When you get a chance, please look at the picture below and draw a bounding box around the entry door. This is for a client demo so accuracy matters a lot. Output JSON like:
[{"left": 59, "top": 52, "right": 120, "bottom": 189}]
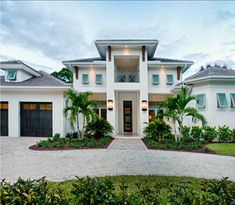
[
  {"left": 123, "top": 101, "right": 132, "bottom": 132},
  {"left": 20, "top": 102, "right": 52, "bottom": 137},
  {"left": 0, "top": 102, "right": 8, "bottom": 136}
]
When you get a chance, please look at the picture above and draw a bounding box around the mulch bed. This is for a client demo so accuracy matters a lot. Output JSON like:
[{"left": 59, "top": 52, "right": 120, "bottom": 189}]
[
  {"left": 29, "top": 138, "right": 114, "bottom": 151},
  {"left": 142, "top": 139, "right": 215, "bottom": 154}
]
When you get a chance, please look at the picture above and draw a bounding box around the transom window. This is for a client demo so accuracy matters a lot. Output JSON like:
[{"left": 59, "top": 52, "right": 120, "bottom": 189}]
[
  {"left": 152, "top": 74, "right": 159, "bottom": 85},
  {"left": 95, "top": 74, "right": 102, "bottom": 84},
  {"left": 196, "top": 94, "right": 205, "bottom": 108},
  {"left": 166, "top": 74, "right": 174, "bottom": 85},
  {"left": 7, "top": 70, "right": 17, "bottom": 81},
  {"left": 82, "top": 74, "right": 89, "bottom": 84},
  {"left": 230, "top": 93, "right": 235, "bottom": 108},
  {"left": 216, "top": 93, "right": 227, "bottom": 108}
]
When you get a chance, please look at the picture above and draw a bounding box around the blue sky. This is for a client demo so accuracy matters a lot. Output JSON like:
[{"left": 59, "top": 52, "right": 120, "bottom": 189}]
[{"left": 1, "top": 1, "right": 235, "bottom": 76}]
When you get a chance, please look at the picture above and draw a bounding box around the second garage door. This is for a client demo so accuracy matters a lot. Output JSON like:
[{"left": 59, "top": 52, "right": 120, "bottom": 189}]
[{"left": 20, "top": 102, "right": 52, "bottom": 137}]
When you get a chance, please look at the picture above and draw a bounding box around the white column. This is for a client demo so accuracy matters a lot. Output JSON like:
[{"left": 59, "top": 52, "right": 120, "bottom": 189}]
[
  {"left": 106, "top": 49, "right": 116, "bottom": 135},
  {"left": 139, "top": 49, "right": 149, "bottom": 137},
  {"left": 9, "top": 100, "right": 20, "bottom": 137}
]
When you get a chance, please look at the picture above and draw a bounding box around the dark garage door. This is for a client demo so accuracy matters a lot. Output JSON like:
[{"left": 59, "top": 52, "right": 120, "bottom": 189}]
[
  {"left": 20, "top": 102, "right": 52, "bottom": 137},
  {"left": 0, "top": 102, "right": 8, "bottom": 136}
]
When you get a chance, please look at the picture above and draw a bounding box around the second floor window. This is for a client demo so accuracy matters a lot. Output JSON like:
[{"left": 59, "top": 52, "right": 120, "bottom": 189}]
[
  {"left": 96, "top": 74, "right": 102, "bottom": 84},
  {"left": 166, "top": 74, "right": 174, "bottom": 85},
  {"left": 152, "top": 74, "right": 159, "bottom": 85},
  {"left": 196, "top": 94, "right": 205, "bottom": 109},
  {"left": 216, "top": 93, "right": 227, "bottom": 108},
  {"left": 7, "top": 70, "right": 17, "bottom": 81},
  {"left": 230, "top": 93, "right": 235, "bottom": 108},
  {"left": 82, "top": 74, "right": 89, "bottom": 84}
]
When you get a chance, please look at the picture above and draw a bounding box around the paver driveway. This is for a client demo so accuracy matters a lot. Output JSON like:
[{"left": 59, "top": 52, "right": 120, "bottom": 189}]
[{"left": 1, "top": 137, "right": 235, "bottom": 183}]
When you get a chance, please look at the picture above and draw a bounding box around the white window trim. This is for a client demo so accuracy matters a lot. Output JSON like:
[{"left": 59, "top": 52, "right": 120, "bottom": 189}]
[
  {"left": 196, "top": 94, "right": 205, "bottom": 109},
  {"left": 166, "top": 74, "right": 174, "bottom": 85},
  {"left": 82, "top": 74, "right": 89, "bottom": 84},
  {"left": 95, "top": 74, "right": 102, "bottom": 84},
  {"left": 152, "top": 74, "right": 159, "bottom": 85},
  {"left": 216, "top": 93, "right": 228, "bottom": 109},
  {"left": 230, "top": 93, "right": 235, "bottom": 108}
]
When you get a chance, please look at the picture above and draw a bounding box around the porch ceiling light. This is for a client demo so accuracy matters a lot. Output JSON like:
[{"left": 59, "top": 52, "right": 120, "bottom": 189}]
[
  {"left": 107, "top": 100, "right": 113, "bottom": 110},
  {"left": 142, "top": 100, "right": 148, "bottom": 111}
]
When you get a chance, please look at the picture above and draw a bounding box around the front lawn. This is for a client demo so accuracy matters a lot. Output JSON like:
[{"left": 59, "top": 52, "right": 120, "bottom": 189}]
[
  {"left": 206, "top": 143, "right": 235, "bottom": 157},
  {"left": 1, "top": 176, "right": 234, "bottom": 204}
]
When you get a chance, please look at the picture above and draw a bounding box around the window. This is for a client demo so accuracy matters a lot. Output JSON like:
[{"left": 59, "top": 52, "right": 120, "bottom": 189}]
[
  {"left": 216, "top": 93, "right": 227, "bottom": 108},
  {"left": 95, "top": 74, "right": 102, "bottom": 84},
  {"left": 152, "top": 74, "right": 159, "bottom": 85},
  {"left": 230, "top": 93, "right": 235, "bottom": 108},
  {"left": 7, "top": 70, "right": 17, "bottom": 81},
  {"left": 166, "top": 74, "right": 174, "bottom": 85},
  {"left": 82, "top": 74, "right": 89, "bottom": 84},
  {"left": 101, "top": 109, "right": 107, "bottom": 119},
  {"left": 196, "top": 94, "right": 205, "bottom": 108}
]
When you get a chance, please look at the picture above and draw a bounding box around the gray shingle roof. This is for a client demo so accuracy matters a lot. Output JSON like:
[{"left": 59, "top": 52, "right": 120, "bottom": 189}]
[
  {"left": 0, "top": 60, "right": 41, "bottom": 76},
  {"left": 185, "top": 66, "right": 235, "bottom": 81},
  {"left": 0, "top": 70, "right": 70, "bottom": 87}
]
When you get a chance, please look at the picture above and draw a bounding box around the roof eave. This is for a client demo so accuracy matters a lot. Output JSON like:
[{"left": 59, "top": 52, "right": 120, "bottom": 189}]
[{"left": 184, "top": 76, "right": 235, "bottom": 84}]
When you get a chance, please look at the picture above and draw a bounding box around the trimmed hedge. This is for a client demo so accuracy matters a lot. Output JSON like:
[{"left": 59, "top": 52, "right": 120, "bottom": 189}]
[{"left": 1, "top": 177, "right": 234, "bottom": 205}]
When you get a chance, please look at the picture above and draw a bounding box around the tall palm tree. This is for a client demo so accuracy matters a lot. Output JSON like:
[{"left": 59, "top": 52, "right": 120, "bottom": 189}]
[
  {"left": 77, "top": 92, "right": 97, "bottom": 129},
  {"left": 64, "top": 89, "right": 81, "bottom": 137},
  {"left": 64, "top": 90, "right": 97, "bottom": 138},
  {"left": 163, "top": 86, "right": 207, "bottom": 137}
]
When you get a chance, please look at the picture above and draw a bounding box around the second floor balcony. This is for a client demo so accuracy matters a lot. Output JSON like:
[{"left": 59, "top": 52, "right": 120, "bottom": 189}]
[{"left": 115, "top": 70, "right": 139, "bottom": 83}]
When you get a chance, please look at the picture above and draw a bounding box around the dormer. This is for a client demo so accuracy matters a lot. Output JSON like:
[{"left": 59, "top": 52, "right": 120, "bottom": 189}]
[{"left": 0, "top": 60, "right": 41, "bottom": 82}]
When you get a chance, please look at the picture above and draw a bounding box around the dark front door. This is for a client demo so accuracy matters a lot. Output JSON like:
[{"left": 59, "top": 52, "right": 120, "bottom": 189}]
[
  {"left": 123, "top": 101, "right": 132, "bottom": 132},
  {"left": 20, "top": 102, "right": 52, "bottom": 137},
  {"left": 0, "top": 102, "right": 8, "bottom": 136}
]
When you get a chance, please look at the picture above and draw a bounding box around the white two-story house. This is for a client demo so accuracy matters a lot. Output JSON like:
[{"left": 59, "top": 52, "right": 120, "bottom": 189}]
[{"left": 63, "top": 39, "right": 193, "bottom": 136}]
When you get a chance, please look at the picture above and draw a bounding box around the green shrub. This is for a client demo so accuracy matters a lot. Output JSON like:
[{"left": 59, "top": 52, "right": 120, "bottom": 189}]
[
  {"left": 85, "top": 117, "right": 113, "bottom": 139},
  {"left": 202, "top": 126, "right": 217, "bottom": 142},
  {"left": 71, "top": 177, "right": 116, "bottom": 204},
  {"left": 144, "top": 116, "right": 173, "bottom": 142},
  {"left": 179, "top": 126, "right": 191, "bottom": 143},
  {"left": 191, "top": 126, "right": 202, "bottom": 140},
  {"left": 231, "top": 129, "right": 235, "bottom": 142},
  {"left": 191, "top": 140, "right": 202, "bottom": 149},
  {"left": 217, "top": 125, "right": 232, "bottom": 142},
  {"left": 65, "top": 132, "right": 78, "bottom": 139}
]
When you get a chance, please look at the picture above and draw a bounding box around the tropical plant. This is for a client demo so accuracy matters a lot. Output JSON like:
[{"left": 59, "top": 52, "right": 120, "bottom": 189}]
[
  {"left": 51, "top": 67, "right": 73, "bottom": 83},
  {"left": 144, "top": 116, "right": 173, "bottom": 142},
  {"left": 84, "top": 117, "right": 113, "bottom": 139},
  {"left": 179, "top": 126, "right": 191, "bottom": 143},
  {"left": 202, "top": 126, "right": 217, "bottom": 142},
  {"left": 217, "top": 125, "right": 232, "bottom": 143},
  {"left": 64, "top": 90, "right": 96, "bottom": 138},
  {"left": 191, "top": 126, "right": 202, "bottom": 140},
  {"left": 163, "top": 86, "right": 207, "bottom": 137}
]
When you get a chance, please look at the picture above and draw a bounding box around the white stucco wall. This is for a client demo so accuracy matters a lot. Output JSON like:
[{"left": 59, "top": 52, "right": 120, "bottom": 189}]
[
  {"left": 185, "top": 81, "right": 235, "bottom": 129},
  {"left": 0, "top": 89, "right": 68, "bottom": 137}
]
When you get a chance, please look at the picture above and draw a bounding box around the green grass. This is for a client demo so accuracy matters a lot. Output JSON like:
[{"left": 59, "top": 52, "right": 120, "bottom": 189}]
[
  {"left": 47, "top": 175, "right": 223, "bottom": 195},
  {"left": 206, "top": 143, "right": 235, "bottom": 156}
]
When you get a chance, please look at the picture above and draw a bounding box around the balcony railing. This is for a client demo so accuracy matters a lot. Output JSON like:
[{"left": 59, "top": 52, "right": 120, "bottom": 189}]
[{"left": 115, "top": 70, "right": 139, "bottom": 83}]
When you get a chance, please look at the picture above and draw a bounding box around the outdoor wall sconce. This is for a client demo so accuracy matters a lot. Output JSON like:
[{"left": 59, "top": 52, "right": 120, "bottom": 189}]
[
  {"left": 142, "top": 100, "right": 148, "bottom": 111},
  {"left": 107, "top": 100, "right": 113, "bottom": 110}
]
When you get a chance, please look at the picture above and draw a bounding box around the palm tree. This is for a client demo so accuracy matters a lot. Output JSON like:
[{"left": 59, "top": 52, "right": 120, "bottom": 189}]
[
  {"left": 64, "top": 89, "right": 81, "bottom": 137},
  {"left": 163, "top": 86, "right": 207, "bottom": 137},
  {"left": 64, "top": 90, "right": 97, "bottom": 138},
  {"left": 77, "top": 92, "right": 97, "bottom": 129}
]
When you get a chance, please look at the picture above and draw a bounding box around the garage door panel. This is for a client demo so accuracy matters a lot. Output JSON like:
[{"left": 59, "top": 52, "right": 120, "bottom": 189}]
[
  {"left": 0, "top": 102, "right": 8, "bottom": 136},
  {"left": 21, "top": 102, "right": 52, "bottom": 137}
]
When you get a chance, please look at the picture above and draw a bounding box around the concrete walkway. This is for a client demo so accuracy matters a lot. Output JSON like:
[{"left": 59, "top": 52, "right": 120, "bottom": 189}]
[
  {"left": 108, "top": 138, "right": 147, "bottom": 150},
  {"left": 1, "top": 137, "right": 235, "bottom": 183}
]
